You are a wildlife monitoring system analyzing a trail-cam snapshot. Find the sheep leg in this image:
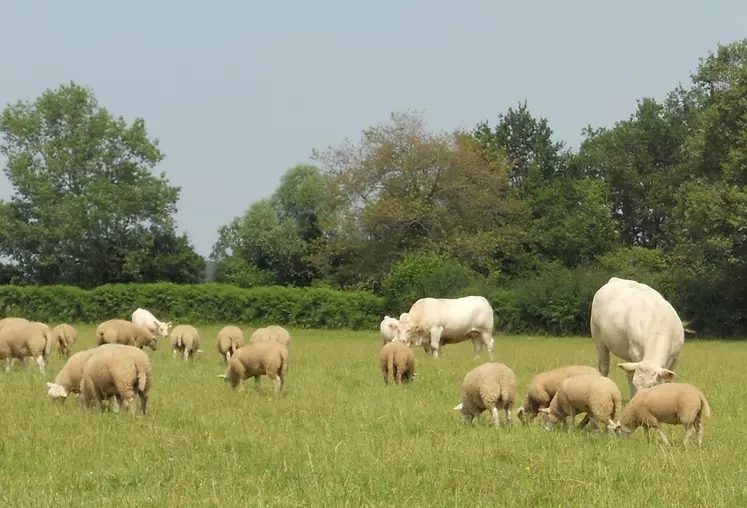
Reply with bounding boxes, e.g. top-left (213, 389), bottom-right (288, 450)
top-left (577, 415), bottom-right (591, 430)
top-left (504, 407), bottom-right (512, 426)
top-left (655, 426), bottom-right (670, 445)
top-left (254, 376), bottom-right (261, 394)
top-left (172, 349), bottom-right (178, 359)
top-left (490, 406), bottom-right (501, 427)
top-left (183, 350), bottom-right (189, 362)
top-left (139, 392), bottom-right (148, 415)
top-left (273, 375), bottom-right (282, 394)
top-left (567, 408), bottom-right (577, 433)
top-left (225, 351), bottom-right (231, 363)
top-left (35, 355), bottom-right (46, 374)
top-left (4, 358), bottom-right (11, 372)
top-left (383, 372), bottom-right (388, 385)
top-left (683, 424), bottom-right (695, 446)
